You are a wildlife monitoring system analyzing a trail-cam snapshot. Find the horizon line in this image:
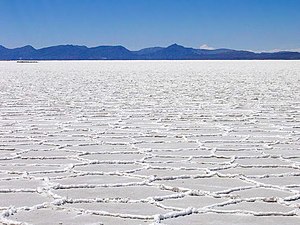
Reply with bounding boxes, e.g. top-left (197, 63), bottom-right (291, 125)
top-left (1, 43), bottom-right (300, 54)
